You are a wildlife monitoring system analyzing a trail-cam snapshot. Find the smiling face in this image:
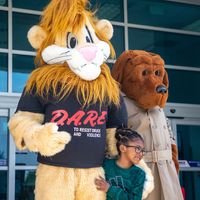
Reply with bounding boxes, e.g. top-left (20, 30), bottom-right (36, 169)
top-left (120, 139), bottom-right (145, 165)
top-left (41, 19), bottom-right (110, 81)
